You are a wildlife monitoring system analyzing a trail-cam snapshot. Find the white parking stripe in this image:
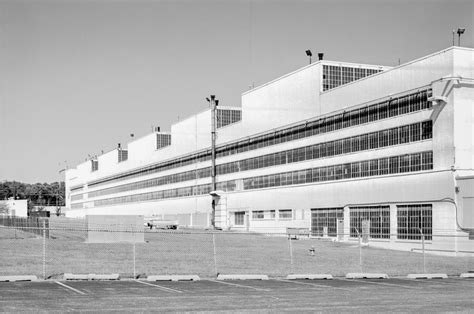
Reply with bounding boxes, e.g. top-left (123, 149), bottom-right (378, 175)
top-left (54, 281), bottom-right (87, 295)
top-left (207, 279), bottom-right (270, 291)
top-left (134, 280), bottom-right (183, 293)
top-left (398, 278), bottom-right (474, 288)
top-left (275, 279), bottom-right (352, 291)
top-left (338, 278), bottom-right (421, 289)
